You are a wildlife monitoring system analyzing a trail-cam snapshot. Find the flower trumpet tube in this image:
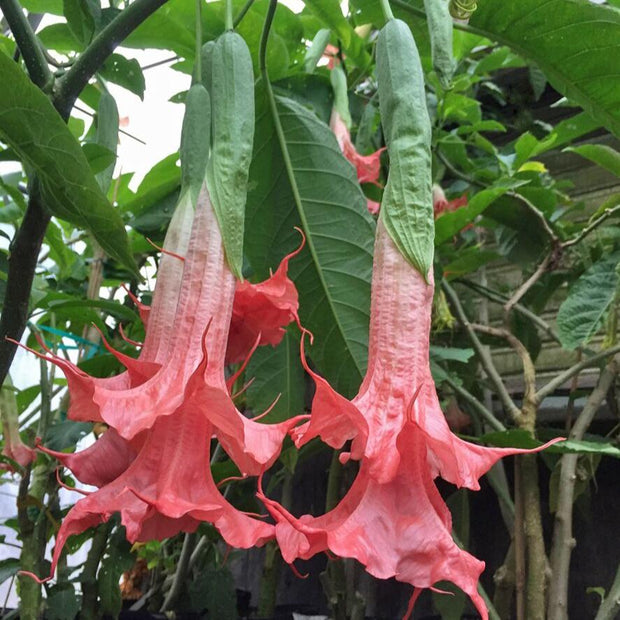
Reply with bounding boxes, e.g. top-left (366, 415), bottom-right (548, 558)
top-left (20, 188), bottom-right (305, 583)
top-left (261, 219), bottom-right (563, 619)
